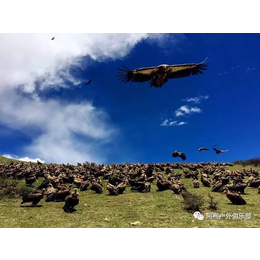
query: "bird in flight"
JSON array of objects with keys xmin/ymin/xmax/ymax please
[
  {"xmin": 51, "ymin": 37, "xmax": 55, "ymax": 40},
  {"xmin": 145, "ymin": 112, "xmax": 148, "ymax": 115},
  {"xmin": 197, "ymin": 147, "xmax": 209, "ymax": 152},
  {"xmin": 212, "ymin": 144, "xmax": 218, "ymax": 147},
  {"xmin": 117, "ymin": 58, "xmax": 209, "ymax": 88},
  {"xmin": 213, "ymin": 148, "xmax": 228, "ymax": 154},
  {"xmin": 86, "ymin": 80, "xmax": 92, "ymax": 86},
  {"xmin": 172, "ymin": 150, "xmax": 186, "ymax": 161}
]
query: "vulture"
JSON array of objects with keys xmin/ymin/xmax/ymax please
[
  {"xmin": 172, "ymin": 150, "xmax": 186, "ymax": 161},
  {"xmin": 117, "ymin": 58, "xmax": 209, "ymax": 88},
  {"xmin": 37, "ymin": 160, "xmax": 42, "ymax": 165},
  {"xmin": 45, "ymin": 183, "xmax": 57, "ymax": 202},
  {"xmin": 85, "ymin": 80, "xmax": 92, "ymax": 85},
  {"xmin": 117, "ymin": 181, "xmax": 127, "ymax": 194},
  {"xmin": 63, "ymin": 188, "xmax": 79, "ymax": 213},
  {"xmin": 51, "ymin": 37, "xmax": 55, "ymax": 40},
  {"xmin": 90, "ymin": 180, "xmax": 103, "ymax": 194},
  {"xmin": 21, "ymin": 189, "xmax": 46, "ymax": 206},
  {"xmin": 197, "ymin": 147, "xmax": 209, "ymax": 152},
  {"xmin": 213, "ymin": 148, "xmax": 228, "ymax": 154},
  {"xmin": 223, "ymin": 188, "xmax": 247, "ymax": 205},
  {"xmin": 52, "ymin": 184, "xmax": 73, "ymax": 202},
  {"xmin": 192, "ymin": 179, "xmax": 200, "ymax": 188},
  {"xmin": 106, "ymin": 181, "xmax": 119, "ymax": 196}
]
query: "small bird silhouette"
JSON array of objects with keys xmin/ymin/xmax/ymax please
[
  {"xmin": 86, "ymin": 80, "xmax": 92, "ymax": 85},
  {"xmin": 213, "ymin": 148, "xmax": 228, "ymax": 154},
  {"xmin": 197, "ymin": 147, "xmax": 209, "ymax": 152},
  {"xmin": 51, "ymin": 37, "xmax": 55, "ymax": 40}
]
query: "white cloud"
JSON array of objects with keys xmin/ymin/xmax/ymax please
[
  {"xmin": 0, "ymin": 89, "xmax": 116, "ymax": 164},
  {"xmin": 160, "ymin": 119, "xmax": 187, "ymax": 127},
  {"xmin": 218, "ymin": 71, "xmax": 229, "ymax": 76},
  {"xmin": 0, "ymin": 33, "xmax": 182, "ymax": 164},
  {"xmin": 246, "ymin": 67, "xmax": 256, "ymax": 72},
  {"xmin": 2, "ymin": 154, "xmax": 45, "ymax": 163},
  {"xmin": 175, "ymin": 105, "xmax": 202, "ymax": 117},
  {"xmin": 160, "ymin": 119, "xmax": 169, "ymax": 126},
  {"xmin": 182, "ymin": 95, "xmax": 209, "ymax": 104}
]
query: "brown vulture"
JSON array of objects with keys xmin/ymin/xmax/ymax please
[
  {"xmin": 21, "ymin": 189, "xmax": 46, "ymax": 206},
  {"xmin": 117, "ymin": 58, "xmax": 209, "ymax": 88},
  {"xmin": 197, "ymin": 147, "xmax": 209, "ymax": 152},
  {"xmin": 223, "ymin": 188, "xmax": 246, "ymax": 205},
  {"xmin": 213, "ymin": 148, "xmax": 228, "ymax": 154},
  {"xmin": 63, "ymin": 188, "xmax": 79, "ymax": 213},
  {"xmin": 172, "ymin": 150, "xmax": 186, "ymax": 161},
  {"xmin": 106, "ymin": 181, "xmax": 119, "ymax": 196}
]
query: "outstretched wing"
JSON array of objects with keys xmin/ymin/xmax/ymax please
[
  {"xmin": 117, "ymin": 66, "xmax": 159, "ymax": 84},
  {"xmin": 166, "ymin": 58, "xmax": 209, "ymax": 79},
  {"xmin": 180, "ymin": 153, "xmax": 186, "ymax": 161}
]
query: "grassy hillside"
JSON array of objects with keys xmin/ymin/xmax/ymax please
[
  {"xmin": 0, "ymin": 163, "xmax": 260, "ymax": 228},
  {"xmin": 0, "ymin": 155, "xmax": 18, "ymax": 164}
]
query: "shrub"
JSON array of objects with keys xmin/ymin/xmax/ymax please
[
  {"xmin": 0, "ymin": 172, "xmax": 33, "ymax": 199},
  {"xmin": 184, "ymin": 194, "xmax": 204, "ymax": 212},
  {"xmin": 233, "ymin": 158, "xmax": 260, "ymax": 167},
  {"xmin": 208, "ymin": 194, "xmax": 218, "ymax": 210}
]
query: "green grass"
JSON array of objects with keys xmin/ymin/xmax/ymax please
[{"xmin": 1, "ymin": 164, "xmax": 260, "ymax": 228}]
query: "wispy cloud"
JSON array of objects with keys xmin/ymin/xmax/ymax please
[
  {"xmin": 175, "ymin": 105, "xmax": 202, "ymax": 117},
  {"xmin": 246, "ymin": 67, "xmax": 256, "ymax": 72},
  {"xmin": 2, "ymin": 154, "xmax": 45, "ymax": 163},
  {"xmin": 182, "ymin": 95, "xmax": 209, "ymax": 104},
  {"xmin": 160, "ymin": 119, "xmax": 187, "ymax": 127},
  {"xmin": 218, "ymin": 71, "xmax": 229, "ymax": 76}
]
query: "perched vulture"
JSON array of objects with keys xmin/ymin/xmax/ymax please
[
  {"xmin": 117, "ymin": 181, "xmax": 127, "ymax": 194},
  {"xmin": 213, "ymin": 148, "xmax": 228, "ymax": 154},
  {"xmin": 172, "ymin": 150, "xmax": 186, "ymax": 161},
  {"xmin": 106, "ymin": 181, "xmax": 119, "ymax": 196},
  {"xmin": 37, "ymin": 160, "xmax": 42, "ymax": 165},
  {"xmin": 63, "ymin": 188, "xmax": 79, "ymax": 213},
  {"xmin": 51, "ymin": 37, "xmax": 55, "ymax": 40},
  {"xmin": 117, "ymin": 58, "xmax": 209, "ymax": 88},
  {"xmin": 85, "ymin": 80, "xmax": 92, "ymax": 85},
  {"xmin": 197, "ymin": 147, "xmax": 209, "ymax": 152},
  {"xmin": 223, "ymin": 188, "xmax": 246, "ymax": 205},
  {"xmin": 21, "ymin": 189, "xmax": 46, "ymax": 206}
]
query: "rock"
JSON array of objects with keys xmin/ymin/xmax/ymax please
[{"xmin": 130, "ymin": 221, "xmax": 141, "ymax": 226}]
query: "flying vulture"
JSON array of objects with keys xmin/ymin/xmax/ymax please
[
  {"xmin": 86, "ymin": 80, "xmax": 92, "ymax": 85},
  {"xmin": 51, "ymin": 37, "xmax": 55, "ymax": 40},
  {"xmin": 213, "ymin": 148, "xmax": 228, "ymax": 154},
  {"xmin": 197, "ymin": 147, "xmax": 209, "ymax": 152},
  {"xmin": 117, "ymin": 58, "xmax": 209, "ymax": 88},
  {"xmin": 172, "ymin": 150, "xmax": 186, "ymax": 161}
]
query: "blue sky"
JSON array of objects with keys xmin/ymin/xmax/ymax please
[{"xmin": 0, "ymin": 33, "xmax": 260, "ymax": 164}]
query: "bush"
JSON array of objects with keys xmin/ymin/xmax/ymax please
[
  {"xmin": 183, "ymin": 194, "xmax": 204, "ymax": 212},
  {"xmin": 208, "ymin": 194, "xmax": 218, "ymax": 210},
  {"xmin": 233, "ymin": 158, "xmax": 260, "ymax": 167},
  {"xmin": 0, "ymin": 172, "xmax": 33, "ymax": 199}
]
